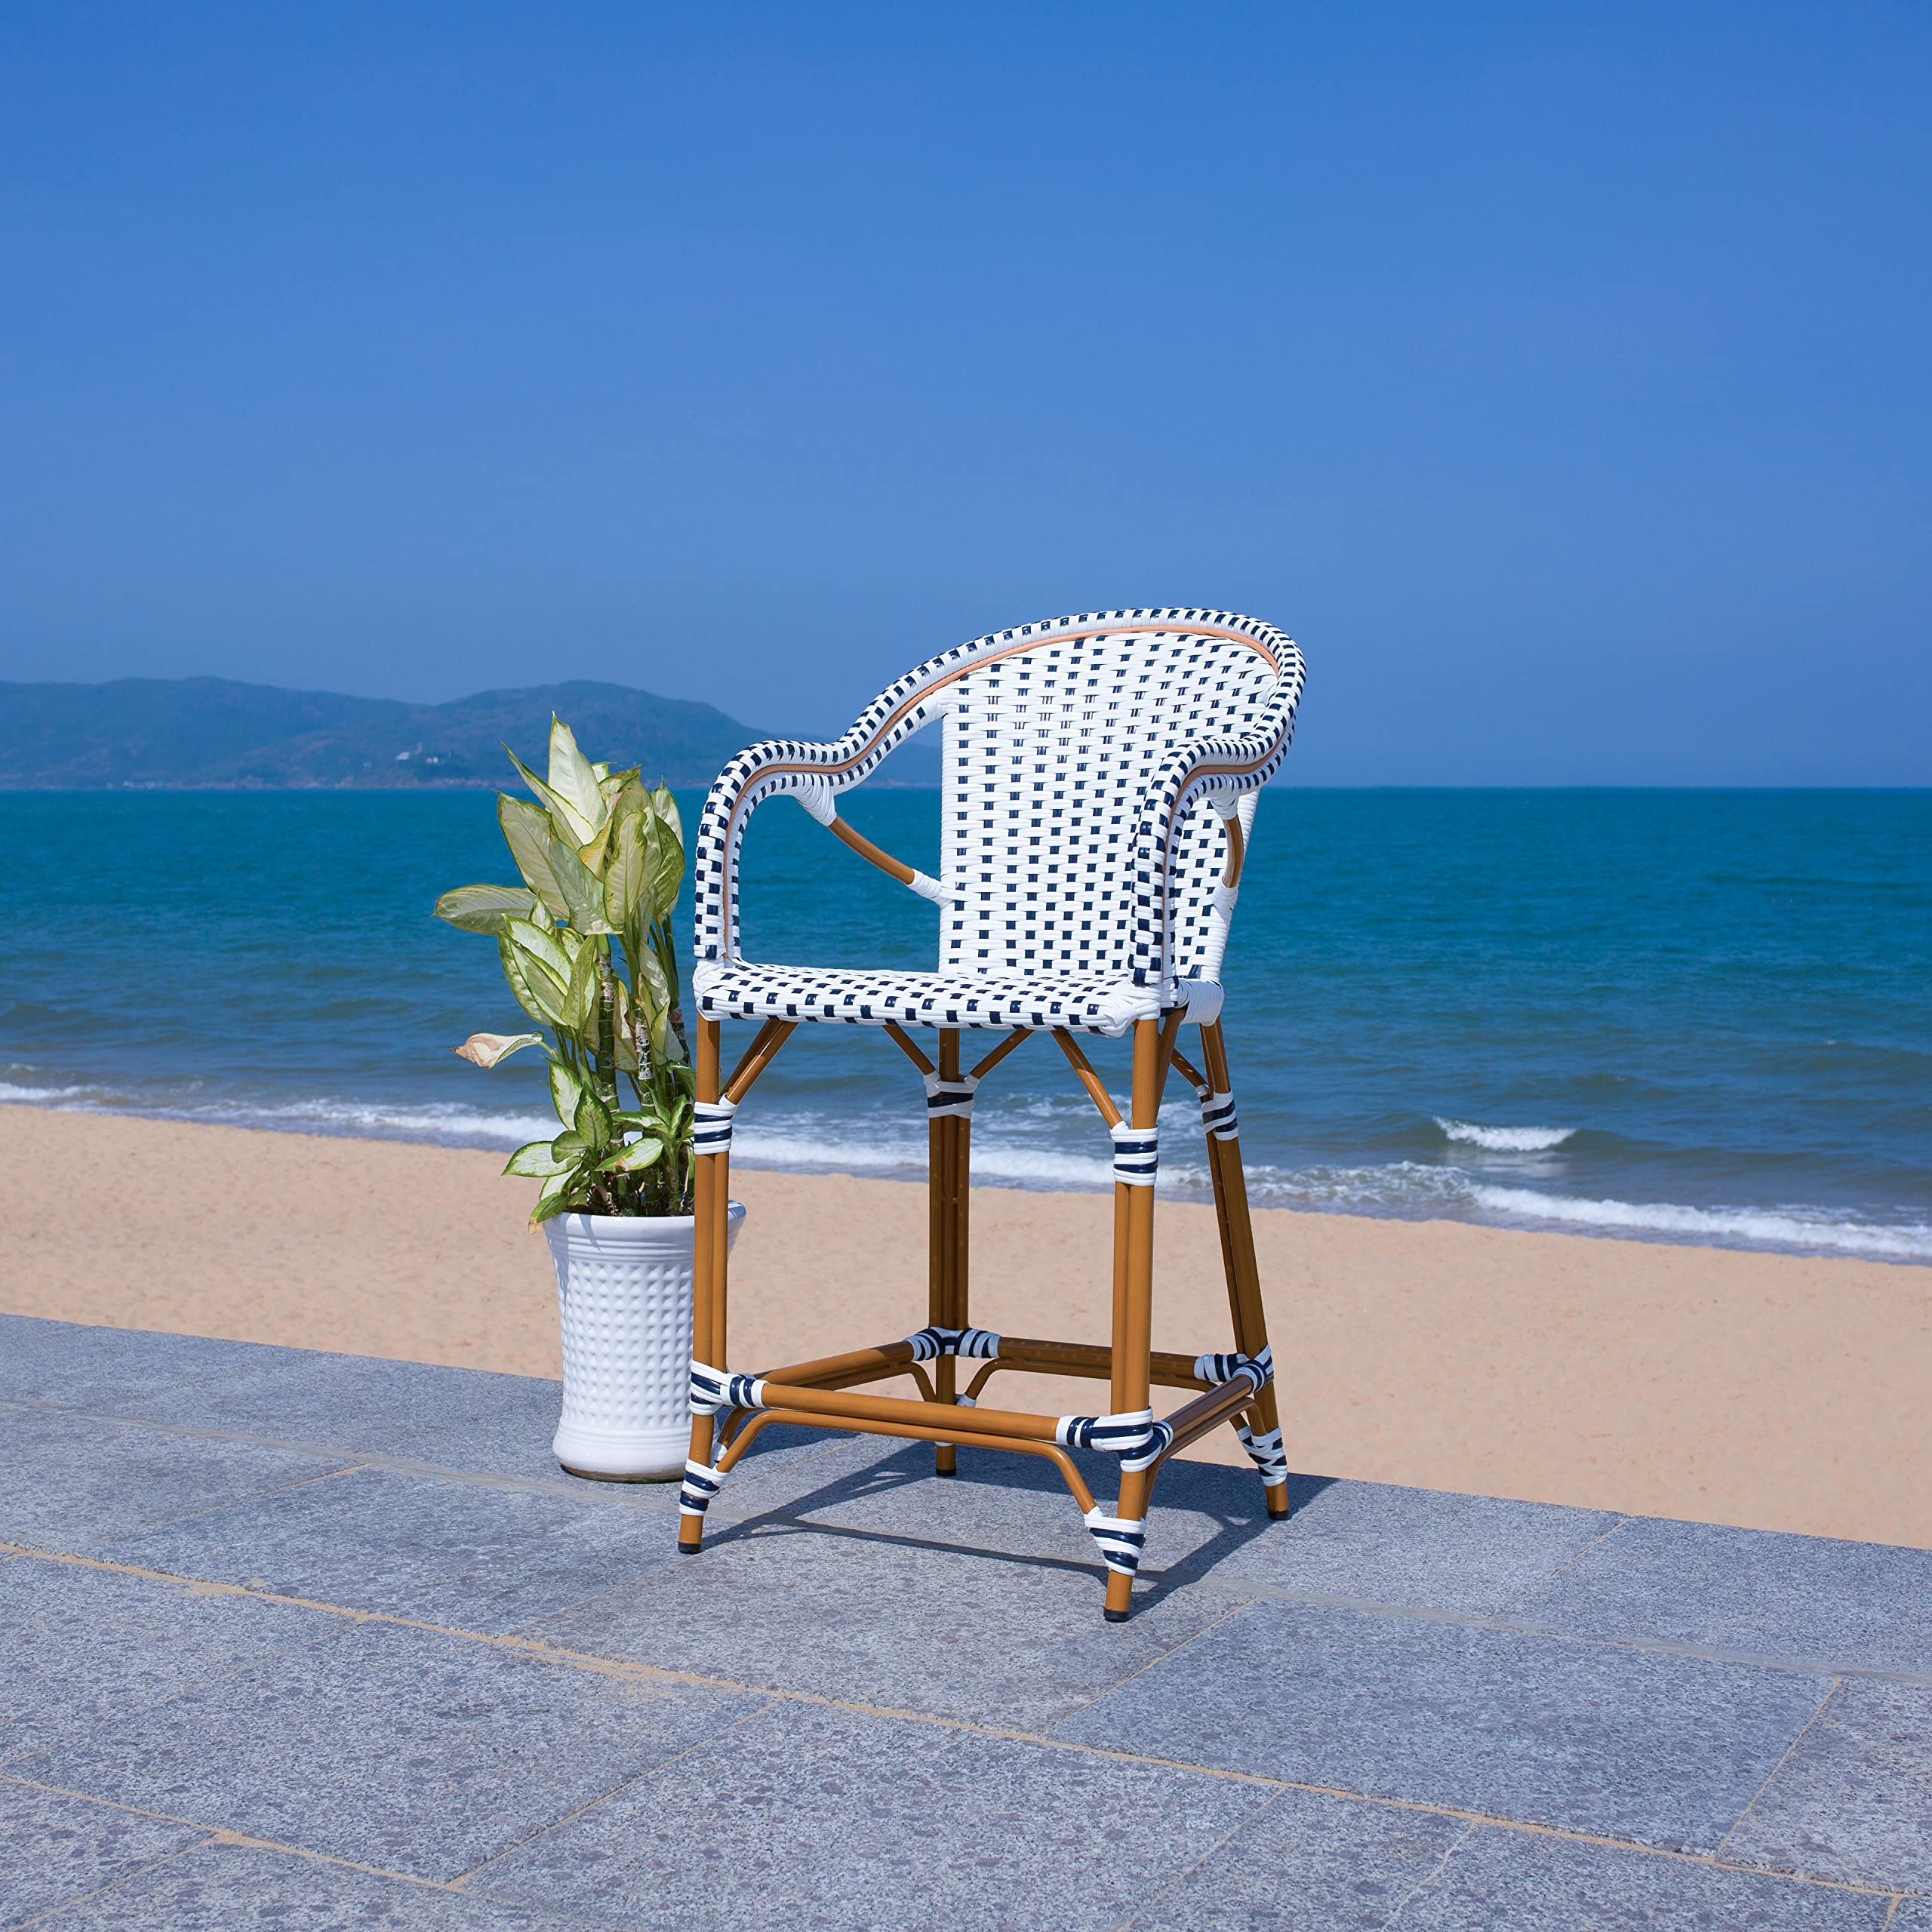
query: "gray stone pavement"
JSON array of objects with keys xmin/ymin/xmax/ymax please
[{"xmin": 2, "ymin": 1311, "xmax": 1927, "ymax": 1930}]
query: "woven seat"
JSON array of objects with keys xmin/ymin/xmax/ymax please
[
  {"xmin": 678, "ymin": 606, "xmax": 1306, "ymax": 1621},
  {"xmin": 694, "ymin": 960, "xmax": 1193, "ymax": 1035}
]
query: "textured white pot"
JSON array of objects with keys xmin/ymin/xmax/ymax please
[{"xmin": 545, "ymin": 1202, "xmax": 746, "ymax": 1481}]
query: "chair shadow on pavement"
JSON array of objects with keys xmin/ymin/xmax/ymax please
[{"xmin": 700, "ymin": 1428, "xmax": 1338, "ymax": 1605}]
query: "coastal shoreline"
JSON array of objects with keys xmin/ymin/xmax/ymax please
[
  {"xmin": 5, "ymin": 1085, "xmax": 1925, "ymax": 1269},
  {"xmin": 5, "ymin": 1101, "xmax": 1927, "ymax": 1549}
]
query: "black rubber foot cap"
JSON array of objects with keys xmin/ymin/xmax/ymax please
[
  {"xmin": 934, "ymin": 1466, "xmax": 957, "ymax": 1477},
  {"xmin": 676, "ymin": 1542, "xmax": 701, "ymax": 1556},
  {"xmin": 1103, "ymin": 1607, "xmax": 1131, "ymax": 1623}
]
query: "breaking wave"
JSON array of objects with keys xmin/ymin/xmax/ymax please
[
  {"xmin": 1435, "ymin": 1118, "xmax": 1577, "ymax": 1152},
  {"xmin": 1466, "ymin": 1184, "xmax": 1932, "ymax": 1262}
]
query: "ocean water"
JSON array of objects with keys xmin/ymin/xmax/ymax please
[{"xmin": 2, "ymin": 788, "xmax": 1927, "ymax": 1263}]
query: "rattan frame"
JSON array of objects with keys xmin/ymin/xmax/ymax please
[{"xmin": 678, "ymin": 610, "xmax": 1302, "ymax": 1620}]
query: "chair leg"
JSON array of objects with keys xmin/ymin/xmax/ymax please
[
  {"xmin": 680, "ymin": 1017, "xmax": 724, "ymax": 1554},
  {"xmin": 1103, "ymin": 1018, "xmax": 1164, "ymax": 1620},
  {"xmin": 1200, "ymin": 1018, "xmax": 1289, "ymax": 1519},
  {"xmin": 931, "ymin": 1029, "xmax": 966, "ymax": 1474}
]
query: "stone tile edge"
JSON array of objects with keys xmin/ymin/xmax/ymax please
[{"xmin": 0, "ymin": 1544, "xmax": 1918, "ymax": 1907}]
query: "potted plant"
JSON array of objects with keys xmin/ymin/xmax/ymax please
[{"xmin": 434, "ymin": 718, "xmax": 743, "ymax": 1481}]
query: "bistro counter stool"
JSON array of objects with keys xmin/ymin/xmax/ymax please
[{"xmin": 681, "ymin": 607, "xmax": 1306, "ymax": 1620}]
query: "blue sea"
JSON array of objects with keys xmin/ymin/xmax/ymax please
[{"xmin": 3, "ymin": 789, "xmax": 1927, "ymax": 1263}]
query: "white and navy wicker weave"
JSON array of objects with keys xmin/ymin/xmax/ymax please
[
  {"xmin": 679, "ymin": 608, "xmax": 1305, "ymax": 1623},
  {"xmin": 693, "ymin": 608, "xmax": 1303, "ymax": 1035}
]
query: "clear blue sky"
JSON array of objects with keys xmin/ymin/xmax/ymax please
[{"xmin": 2, "ymin": 3, "xmax": 1926, "ymax": 783}]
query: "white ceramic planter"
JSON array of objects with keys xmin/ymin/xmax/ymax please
[{"xmin": 545, "ymin": 1201, "xmax": 746, "ymax": 1481}]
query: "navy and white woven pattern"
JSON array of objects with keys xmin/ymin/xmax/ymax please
[
  {"xmin": 1197, "ymin": 1084, "xmax": 1239, "ymax": 1141},
  {"xmin": 1056, "ymin": 1407, "xmax": 1175, "ymax": 1473},
  {"xmin": 903, "ymin": 1324, "xmax": 1001, "ymax": 1361},
  {"xmin": 1082, "ymin": 1508, "xmax": 1148, "ymax": 1577},
  {"xmin": 688, "ymin": 1361, "xmax": 766, "ymax": 1417},
  {"xmin": 692, "ymin": 1099, "xmax": 737, "ymax": 1155},
  {"xmin": 692, "ymin": 608, "xmax": 1303, "ymax": 1035},
  {"xmin": 1194, "ymin": 1345, "xmax": 1273, "ymax": 1396},
  {"xmin": 922, "ymin": 1072, "xmax": 979, "ymax": 1119},
  {"xmin": 691, "ymin": 961, "xmax": 1159, "ymax": 1034},
  {"xmin": 1235, "ymin": 1420, "xmax": 1289, "ymax": 1486},
  {"xmin": 680, "ymin": 1458, "xmax": 725, "ymax": 1521},
  {"xmin": 1109, "ymin": 1121, "xmax": 1159, "ymax": 1187}
]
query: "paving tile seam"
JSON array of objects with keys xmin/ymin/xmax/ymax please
[
  {"xmin": 75, "ymin": 1458, "xmax": 376, "ymax": 1549},
  {"xmin": 14, "ymin": 1506, "xmax": 1932, "ymax": 1711},
  {"xmin": 14, "ymin": 1514, "xmax": 1932, "ymax": 1717},
  {"xmin": 0, "ymin": 1541, "xmax": 775, "ymax": 1694},
  {"xmin": 0, "ymin": 1400, "xmax": 681, "ymax": 1511},
  {"xmin": 1102, "ymin": 1786, "xmax": 1298, "ymax": 1932},
  {"xmin": 1712, "ymin": 1676, "xmax": 1845, "ymax": 1864},
  {"xmin": 0, "ymin": 1580, "xmax": 1909, "ymax": 1908},
  {"xmin": 27, "ymin": 1400, "xmax": 1932, "ymax": 1676},
  {"xmin": 0, "ymin": 1774, "xmax": 487, "ymax": 1899},
  {"xmin": 1033, "ymin": 1580, "xmax": 1263, "ymax": 1732},
  {"xmin": 1491, "ymin": 1512, "xmax": 1637, "ymax": 1617},
  {"xmin": 3, "ymin": 1831, "xmax": 219, "ymax": 1932},
  {"xmin": 1158, "ymin": 1569, "xmax": 1932, "ymax": 1687},
  {"xmin": 444, "ymin": 1697, "xmax": 784, "ymax": 1894},
  {"xmin": 1376, "ymin": 1817, "xmax": 1479, "ymax": 1931}
]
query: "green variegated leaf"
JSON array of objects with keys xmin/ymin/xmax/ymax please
[
  {"xmin": 575, "ymin": 812, "xmax": 617, "ymax": 876},
  {"xmin": 546, "ymin": 837, "xmax": 613, "ymax": 934},
  {"xmin": 546, "ymin": 718, "xmax": 608, "ymax": 841},
  {"xmin": 632, "ymin": 943, "xmax": 672, "ymax": 1059},
  {"xmin": 528, "ymin": 1168, "xmax": 584, "ymax": 1226},
  {"xmin": 650, "ymin": 783, "xmax": 683, "ymax": 849},
  {"xmin": 503, "ymin": 1140, "xmax": 570, "ymax": 1177},
  {"xmin": 573, "ymin": 1083, "xmax": 612, "ymax": 1151},
  {"xmin": 560, "ymin": 938, "xmax": 600, "ymax": 1033},
  {"xmin": 435, "ymin": 884, "xmax": 543, "ymax": 934},
  {"xmin": 603, "ymin": 802, "xmax": 651, "ymax": 929},
  {"xmin": 610, "ymin": 977, "xmax": 639, "ymax": 1072},
  {"xmin": 504, "ymin": 746, "xmax": 595, "ymax": 847},
  {"xmin": 598, "ymin": 1136, "xmax": 663, "ymax": 1174},
  {"xmin": 645, "ymin": 789, "xmax": 684, "ymax": 912},
  {"xmin": 503, "ymin": 916, "xmax": 571, "ymax": 998},
  {"xmin": 497, "ymin": 795, "xmax": 570, "ymax": 916},
  {"xmin": 549, "ymin": 1058, "xmax": 583, "ymax": 1127},
  {"xmin": 499, "ymin": 934, "xmax": 562, "ymax": 1025},
  {"xmin": 453, "ymin": 1031, "xmax": 544, "ymax": 1069}
]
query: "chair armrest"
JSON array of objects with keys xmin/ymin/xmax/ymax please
[
  {"xmin": 692, "ymin": 681, "xmax": 953, "ymax": 964},
  {"xmin": 1126, "ymin": 675, "xmax": 1305, "ymax": 989}
]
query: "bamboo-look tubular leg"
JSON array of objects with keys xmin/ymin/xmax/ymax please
[
  {"xmin": 932, "ymin": 1029, "xmax": 964, "ymax": 1474},
  {"xmin": 1199, "ymin": 1017, "xmax": 1289, "ymax": 1518},
  {"xmin": 1104, "ymin": 1017, "xmax": 1165, "ymax": 1620},
  {"xmin": 680, "ymin": 1017, "xmax": 724, "ymax": 1553}
]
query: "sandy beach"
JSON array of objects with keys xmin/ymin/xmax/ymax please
[{"xmin": 3, "ymin": 1100, "xmax": 1926, "ymax": 1549}]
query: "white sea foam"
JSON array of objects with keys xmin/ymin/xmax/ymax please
[
  {"xmin": 733, "ymin": 1121, "xmax": 1119, "ymax": 1192},
  {"xmin": 247, "ymin": 1098, "xmax": 556, "ymax": 1143},
  {"xmin": 8, "ymin": 1079, "xmax": 1926, "ymax": 1263},
  {"xmin": 0, "ymin": 1083, "xmax": 558, "ymax": 1148},
  {"xmin": 1436, "ymin": 1118, "xmax": 1577, "ymax": 1152},
  {"xmin": 1469, "ymin": 1184, "xmax": 1932, "ymax": 1261}
]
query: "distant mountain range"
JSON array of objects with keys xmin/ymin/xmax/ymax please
[{"xmin": 0, "ymin": 676, "xmax": 937, "ymax": 789}]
